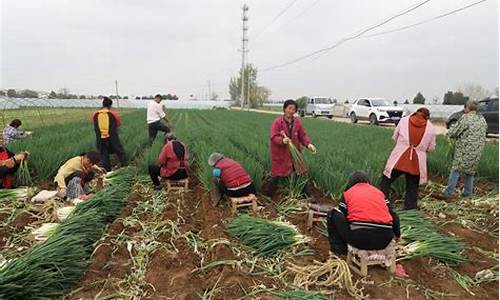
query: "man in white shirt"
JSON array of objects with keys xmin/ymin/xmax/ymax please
[{"xmin": 147, "ymin": 94, "xmax": 171, "ymax": 144}]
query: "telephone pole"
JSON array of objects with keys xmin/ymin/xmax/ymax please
[
  {"xmin": 115, "ymin": 80, "xmax": 120, "ymax": 107},
  {"xmin": 240, "ymin": 4, "xmax": 249, "ymax": 109},
  {"xmin": 208, "ymin": 80, "xmax": 212, "ymax": 100}
]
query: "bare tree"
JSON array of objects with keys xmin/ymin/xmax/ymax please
[{"xmin": 458, "ymin": 83, "xmax": 491, "ymax": 101}]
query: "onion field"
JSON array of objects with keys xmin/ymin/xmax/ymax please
[{"xmin": 0, "ymin": 108, "xmax": 498, "ymax": 299}]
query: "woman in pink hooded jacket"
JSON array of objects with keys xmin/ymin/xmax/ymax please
[
  {"xmin": 380, "ymin": 107, "xmax": 436, "ymax": 210},
  {"xmin": 265, "ymin": 99, "xmax": 317, "ymax": 197}
]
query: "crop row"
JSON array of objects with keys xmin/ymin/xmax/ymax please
[
  {"xmin": 9, "ymin": 110, "xmax": 147, "ymax": 183},
  {"xmin": 0, "ymin": 167, "xmax": 137, "ymax": 299},
  {"xmin": 142, "ymin": 110, "xmax": 498, "ymax": 196}
]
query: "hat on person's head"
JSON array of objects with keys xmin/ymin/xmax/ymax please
[
  {"xmin": 164, "ymin": 132, "xmax": 176, "ymax": 142},
  {"xmin": 208, "ymin": 152, "xmax": 224, "ymax": 166}
]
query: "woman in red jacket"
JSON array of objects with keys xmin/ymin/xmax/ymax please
[
  {"xmin": 0, "ymin": 135, "xmax": 28, "ymax": 189},
  {"xmin": 148, "ymin": 133, "xmax": 189, "ymax": 190},
  {"xmin": 265, "ymin": 99, "xmax": 316, "ymax": 197},
  {"xmin": 208, "ymin": 152, "xmax": 255, "ymax": 205},
  {"xmin": 327, "ymin": 171, "xmax": 400, "ymax": 255}
]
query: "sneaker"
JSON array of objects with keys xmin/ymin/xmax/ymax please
[{"xmin": 461, "ymin": 193, "xmax": 473, "ymax": 198}]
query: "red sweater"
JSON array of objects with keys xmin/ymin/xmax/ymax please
[
  {"xmin": 215, "ymin": 158, "xmax": 252, "ymax": 188},
  {"xmin": 158, "ymin": 141, "xmax": 189, "ymax": 178},
  {"xmin": 342, "ymin": 183, "xmax": 393, "ymax": 226}
]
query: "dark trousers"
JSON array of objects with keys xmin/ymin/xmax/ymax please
[
  {"xmin": 0, "ymin": 165, "xmax": 18, "ymax": 177},
  {"xmin": 148, "ymin": 121, "xmax": 171, "ymax": 144},
  {"xmin": 0, "ymin": 164, "xmax": 19, "ymax": 188},
  {"xmin": 327, "ymin": 209, "xmax": 394, "ymax": 255},
  {"xmin": 148, "ymin": 165, "xmax": 187, "ymax": 186},
  {"xmin": 99, "ymin": 139, "xmax": 127, "ymax": 172},
  {"xmin": 265, "ymin": 176, "xmax": 310, "ymax": 197},
  {"xmin": 52, "ymin": 171, "xmax": 95, "ymax": 189},
  {"xmin": 66, "ymin": 171, "xmax": 95, "ymax": 185},
  {"xmin": 217, "ymin": 180, "xmax": 256, "ymax": 198},
  {"xmin": 380, "ymin": 169, "xmax": 419, "ymax": 210}
]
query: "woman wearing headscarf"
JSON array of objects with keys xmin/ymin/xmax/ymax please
[
  {"xmin": 148, "ymin": 133, "xmax": 190, "ymax": 190},
  {"xmin": 208, "ymin": 152, "xmax": 255, "ymax": 205},
  {"xmin": 380, "ymin": 107, "xmax": 436, "ymax": 210}
]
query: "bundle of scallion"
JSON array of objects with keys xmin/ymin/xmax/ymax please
[
  {"xmin": 32, "ymin": 223, "xmax": 59, "ymax": 241},
  {"xmin": 288, "ymin": 142, "xmax": 308, "ymax": 175},
  {"xmin": 0, "ymin": 168, "xmax": 136, "ymax": 299},
  {"xmin": 14, "ymin": 160, "xmax": 32, "ymax": 186},
  {"xmin": 227, "ymin": 214, "xmax": 310, "ymax": 257},
  {"xmin": 0, "ymin": 188, "xmax": 28, "ymax": 201},
  {"xmin": 397, "ymin": 210, "xmax": 465, "ymax": 265}
]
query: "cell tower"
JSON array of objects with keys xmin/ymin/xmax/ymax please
[{"xmin": 240, "ymin": 4, "xmax": 249, "ymax": 109}]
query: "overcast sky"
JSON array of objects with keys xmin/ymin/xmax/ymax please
[{"xmin": 1, "ymin": 0, "xmax": 498, "ymax": 101}]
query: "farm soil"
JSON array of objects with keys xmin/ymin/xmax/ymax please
[{"xmin": 68, "ymin": 176, "xmax": 498, "ymax": 299}]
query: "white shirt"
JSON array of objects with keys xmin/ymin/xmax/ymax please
[{"xmin": 147, "ymin": 100, "xmax": 166, "ymax": 124}]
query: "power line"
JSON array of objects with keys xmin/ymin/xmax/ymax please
[
  {"xmin": 360, "ymin": 0, "xmax": 488, "ymax": 39},
  {"xmin": 253, "ymin": 0, "xmax": 300, "ymax": 41},
  {"xmin": 261, "ymin": 0, "xmax": 432, "ymax": 71},
  {"xmin": 277, "ymin": 0, "xmax": 321, "ymax": 30}
]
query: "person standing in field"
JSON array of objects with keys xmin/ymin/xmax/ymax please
[
  {"xmin": 92, "ymin": 97, "xmax": 127, "ymax": 172},
  {"xmin": 0, "ymin": 135, "xmax": 28, "ymax": 189},
  {"xmin": 148, "ymin": 133, "xmax": 190, "ymax": 191},
  {"xmin": 380, "ymin": 107, "xmax": 436, "ymax": 210},
  {"xmin": 208, "ymin": 152, "xmax": 256, "ymax": 205},
  {"xmin": 265, "ymin": 99, "xmax": 317, "ymax": 197},
  {"xmin": 442, "ymin": 100, "xmax": 487, "ymax": 198},
  {"xmin": 54, "ymin": 151, "xmax": 102, "ymax": 200},
  {"xmin": 327, "ymin": 171, "xmax": 400, "ymax": 255},
  {"xmin": 2, "ymin": 119, "xmax": 32, "ymax": 144},
  {"xmin": 147, "ymin": 94, "xmax": 171, "ymax": 144}
]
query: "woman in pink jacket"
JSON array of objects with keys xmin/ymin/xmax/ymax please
[
  {"xmin": 380, "ymin": 107, "xmax": 436, "ymax": 210},
  {"xmin": 265, "ymin": 99, "xmax": 317, "ymax": 197}
]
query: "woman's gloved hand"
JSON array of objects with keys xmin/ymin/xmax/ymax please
[{"xmin": 307, "ymin": 144, "xmax": 317, "ymax": 154}]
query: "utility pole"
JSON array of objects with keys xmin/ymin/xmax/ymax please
[
  {"xmin": 240, "ymin": 4, "xmax": 249, "ymax": 109},
  {"xmin": 208, "ymin": 80, "xmax": 212, "ymax": 100},
  {"xmin": 115, "ymin": 80, "xmax": 120, "ymax": 107}
]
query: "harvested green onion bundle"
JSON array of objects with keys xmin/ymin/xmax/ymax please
[
  {"xmin": 227, "ymin": 214, "xmax": 310, "ymax": 257},
  {"xmin": 0, "ymin": 167, "xmax": 136, "ymax": 299},
  {"xmin": 14, "ymin": 160, "xmax": 32, "ymax": 186},
  {"xmin": 288, "ymin": 142, "xmax": 308, "ymax": 175},
  {"xmin": 398, "ymin": 210, "xmax": 465, "ymax": 265},
  {"xmin": 0, "ymin": 188, "xmax": 28, "ymax": 201}
]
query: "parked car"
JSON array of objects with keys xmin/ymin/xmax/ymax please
[
  {"xmin": 349, "ymin": 98, "xmax": 405, "ymax": 125},
  {"xmin": 446, "ymin": 97, "xmax": 499, "ymax": 134},
  {"xmin": 299, "ymin": 97, "xmax": 336, "ymax": 118}
]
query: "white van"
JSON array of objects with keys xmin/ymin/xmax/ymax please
[{"xmin": 300, "ymin": 97, "xmax": 336, "ymax": 118}]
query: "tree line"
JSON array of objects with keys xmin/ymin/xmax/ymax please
[{"xmin": 0, "ymin": 89, "xmax": 179, "ymax": 101}]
